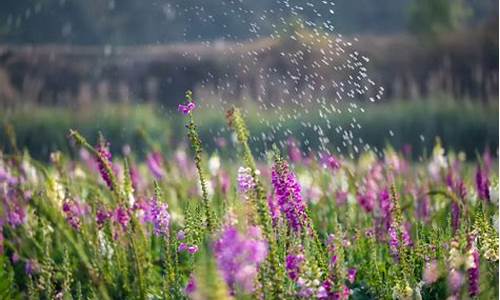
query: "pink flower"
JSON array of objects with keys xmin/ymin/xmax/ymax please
[{"xmin": 178, "ymin": 102, "xmax": 196, "ymax": 115}]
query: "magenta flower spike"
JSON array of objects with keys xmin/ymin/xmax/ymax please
[{"xmin": 178, "ymin": 101, "xmax": 196, "ymax": 115}]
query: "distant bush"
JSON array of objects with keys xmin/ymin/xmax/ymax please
[{"xmin": 0, "ymin": 99, "xmax": 497, "ymax": 161}]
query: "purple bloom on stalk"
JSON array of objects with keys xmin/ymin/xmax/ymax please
[
  {"xmin": 287, "ymin": 138, "xmax": 302, "ymax": 163},
  {"xmin": 187, "ymin": 245, "xmax": 198, "ymax": 254},
  {"xmin": 451, "ymin": 202, "xmax": 460, "ymax": 234},
  {"xmin": 475, "ymin": 166, "xmax": 490, "ymax": 202},
  {"xmin": 143, "ymin": 197, "xmax": 170, "ymax": 236},
  {"xmin": 423, "ymin": 260, "xmax": 439, "ymax": 284},
  {"xmin": 25, "ymin": 259, "xmax": 39, "ymax": 275},
  {"xmin": 347, "ymin": 268, "xmax": 357, "ymax": 284},
  {"xmin": 146, "ymin": 152, "xmax": 165, "ymax": 180},
  {"xmin": 96, "ymin": 208, "xmax": 111, "ymax": 229},
  {"xmin": 320, "ymin": 153, "xmax": 341, "ymax": 171},
  {"xmin": 0, "ymin": 227, "xmax": 3, "ymax": 255},
  {"xmin": 237, "ymin": 167, "xmax": 255, "ymax": 195},
  {"xmin": 177, "ymin": 230, "xmax": 186, "ymax": 240},
  {"xmin": 114, "ymin": 206, "xmax": 130, "ymax": 229},
  {"xmin": 96, "ymin": 142, "xmax": 114, "ymax": 189},
  {"xmin": 178, "ymin": 101, "xmax": 196, "ymax": 115},
  {"xmin": 62, "ymin": 200, "xmax": 85, "ymax": 230},
  {"xmin": 185, "ymin": 274, "xmax": 197, "ymax": 295},
  {"xmin": 468, "ymin": 237, "xmax": 480, "ymax": 297},
  {"xmin": 178, "ymin": 243, "xmax": 188, "ymax": 252},
  {"xmin": 213, "ymin": 225, "xmax": 268, "ymax": 294},
  {"xmin": 357, "ymin": 192, "xmax": 375, "ymax": 213},
  {"xmin": 285, "ymin": 251, "xmax": 305, "ymax": 281},
  {"xmin": 218, "ymin": 171, "xmax": 230, "ymax": 195},
  {"xmin": 6, "ymin": 204, "xmax": 26, "ymax": 228},
  {"xmin": 388, "ymin": 226, "xmax": 399, "ymax": 258},
  {"xmin": 271, "ymin": 159, "xmax": 307, "ymax": 232},
  {"xmin": 267, "ymin": 193, "xmax": 280, "ymax": 226},
  {"xmin": 448, "ymin": 269, "xmax": 463, "ymax": 296},
  {"xmin": 129, "ymin": 165, "xmax": 141, "ymax": 192}
]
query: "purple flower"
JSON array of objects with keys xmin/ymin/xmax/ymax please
[
  {"xmin": 320, "ymin": 153, "xmax": 341, "ymax": 171},
  {"xmin": 129, "ymin": 165, "xmax": 141, "ymax": 192},
  {"xmin": 146, "ymin": 152, "xmax": 165, "ymax": 180},
  {"xmin": 25, "ymin": 259, "xmax": 39, "ymax": 275},
  {"xmin": 468, "ymin": 239, "xmax": 480, "ymax": 297},
  {"xmin": 287, "ymin": 138, "xmax": 302, "ymax": 163},
  {"xmin": 271, "ymin": 159, "xmax": 307, "ymax": 232},
  {"xmin": 177, "ymin": 230, "xmax": 186, "ymax": 240},
  {"xmin": 11, "ymin": 252, "xmax": 20, "ymax": 264},
  {"xmin": 423, "ymin": 260, "xmax": 439, "ymax": 284},
  {"xmin": 335, "ymin": 191, "xmax": 348, "ymax": 206},
  {"xmin": 96, "ymin": 142, "xmax": 114, "ymax": 190},
  {"xmin": 448, "ymin": 269, "xmax": 463, "ymax": 296},
  {"xmin": 218, "ymin": 171, "xmax": 230, "ymax": 195},
  {"xmin": 187, "ymin": 245, "xmax": 198, "ymax": 254},
  {"xmin": 451, "ymin": 202, "xmax": 460, "ymax": 234},
  {"xmin": 285, "ymin": 252, "xmax": 305, "ymax": 281},
  {"xmin": 143, "ymin": 197, "xmax": 170, "ymax": 236},
  {"xmin": 185, "ymin": 274, "xmax": 197, "ymax": 295},
  {"xmin": 62, "ymin": 200, "xmax": 85, "ymax": 230},
  {"xmin": 213, "ymin": 226, "xmax": 268, "ymax": 294},
  {"xmin": 178, "ymin": 101, "xmax": 196, "ymax": 115},
  {"xmin": 114, "ymin": 206, "xmax": 130, "ymax": 229},
  {"xmin": 96, "ymin": 208, "xmax": 111, "ymax": 229},
  {"xmin": 475, "ymin": 166, "xmax": 490, "ymax": 202},
  {"xmin": 357, "ymin": 192, "xmax": 375, "ymax": 213},
  {"xmin": 6, "ymin": 204, "xmax": 26, "ymax": 228},
  {"xmin": 237, "ymin": 167, "xmax": 255, "ymax": 195},
  {"xmin": 388, "ymin": 226, "xmax": 399, "ymax": 259},
  {"xmin": 178, "ymin": 243, "xmax": 188, "ymax": 252},
  {"xmin": 347, "ymin": 268, "xmax": 357, "ymax": 284},
  {"xmin": 267, "ymin": 193, "xmax": 280, "ymax": 226}
]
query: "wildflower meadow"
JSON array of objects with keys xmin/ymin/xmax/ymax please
[{"xmin": 0, "ymin": 90, "xmax": 497, "ymax": 300}]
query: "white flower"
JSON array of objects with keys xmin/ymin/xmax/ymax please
[{"xmin": 208, "ymin": 154, "xmax": 221, "ymax": 176}]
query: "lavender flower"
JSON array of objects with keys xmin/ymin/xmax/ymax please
[
  {"xmin": 267, "ymin": 193, "xmax": 280, "ymax": 226},
  {"xmin": 96, "ymin": 208, "xmax": 111, "ymax": 229},
  {"xmin": 143, "ymin": 197, "xmax": 170, "ymax": 236},
  {"xmin": 237, "ymin": 167, "xmax": 255, "ymax": 195},
  {"xmin": 177, "ymin": 230, "xmax": 186, "ymax": 240},
  {"xmin": 146, "ymin": 152, "xmax": 165, "ymax": 180},
  {"xmin": 187, "ymin": 245, "xmax": 198, "ymax": 254},
  {"xmin": 114, "ymin": 206, "xmax": 130, "ymax": 229},
  {"xmin": 287, "ymin": 138, "xmax": 302, "ymax": 163},
  {"xmin": 213, "ymin": 225, "xmax": 268, "ymax": 294},
  {"xmin": 178, "ymin": 101, "xmax": 196, "ymax": 115},
  {"xmin": 475, "ymin": 166, "xmax": 490, "ymax": 202},
  {"xmin": 185, "ymin": 274, "xmax": 197, "ymax": 295},
  {"xmin": 62, "ymin": 200, "xmax": 85, "ymax": 230},
  {"xmin": 448, "ymin": 269, "xmax": 463, "ymax": 296},
  {"xmin": 285, "ymin": 251, "xmax": 305, "ymax": 281},
  {"xmin": 423, "ymin": 260, "xmax": 439, "ymax": 284},
  {"xmin": 178, "ymin": 243, "xmax": 188, "ymax": 252},
  {"xmin": 96, "ymin": 142, "xmax": 114, "ymax": 189},
  {"xmin": 468, "ymin": 238, "xmax": 480, "ymax": 297},
  {"xmin": 271, "ymin": 159, "xmax": 307, "ymax": 232},
  {"xmin": 347, "ymin": 268, "xmax": 357, "ymax": 284},
  {"xmin": 320, "ymin": 153, "xmax": 341, "ymax": 171},
  {"xmin": 25, "ymin": 259, "xmax": 39, "ymax": 275},
  {"xmin": 451, "ymin": 202, "xmax": 460, "ymax": 234}
]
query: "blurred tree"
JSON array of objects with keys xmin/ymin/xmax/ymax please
[{"xmin": 408, "ymin": 0, "xmax": 472, "ymax": 37}]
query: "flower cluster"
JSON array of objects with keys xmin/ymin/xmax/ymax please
[
  {"xmin": 237, "ymin": 166, "xmax": 255, "ymax": 196},
  {"xmin": 271, "ymin": 157, "xmax": 307, "ymax": 232},
  {"xmin": 96, "ymin": 141, "xmax": 114, "ymax": 189},
  {"xmin": 213, "ymin": 226, "xmax": 268, "ymax": 294}
]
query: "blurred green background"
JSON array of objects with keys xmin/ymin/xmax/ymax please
[{"xmin": 0, "ymin": 0, "xmax": 498, "ymax": 160}]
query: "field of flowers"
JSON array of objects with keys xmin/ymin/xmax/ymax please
[{"xmin": 0, "ymin": 93, "xmax": 498, "ymax": 299}]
